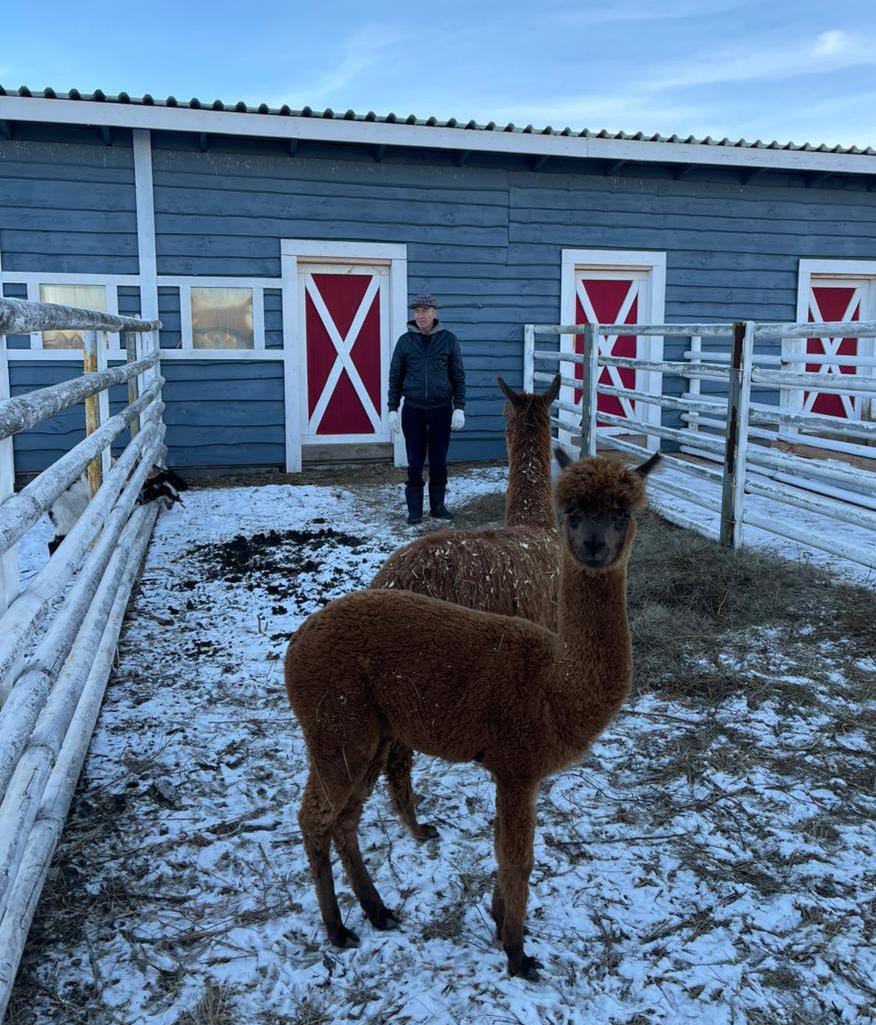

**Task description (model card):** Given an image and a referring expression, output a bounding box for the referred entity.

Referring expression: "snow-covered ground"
[7,467,875,1025]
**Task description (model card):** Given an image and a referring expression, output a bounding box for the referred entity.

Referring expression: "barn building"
[1,87,874,477]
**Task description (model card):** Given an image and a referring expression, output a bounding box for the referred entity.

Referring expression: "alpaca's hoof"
[368,905,401,931]
[329,924,360,948]
[508,954,543,981]
[413,822,439,841]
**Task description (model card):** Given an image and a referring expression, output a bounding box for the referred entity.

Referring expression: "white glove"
[388,410,400,434]
[451,409,465,431]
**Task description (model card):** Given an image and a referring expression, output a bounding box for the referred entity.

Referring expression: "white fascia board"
[280,240,407,262]
[2,96,876,176]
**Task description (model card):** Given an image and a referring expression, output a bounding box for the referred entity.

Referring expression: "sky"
[2,0,875,148]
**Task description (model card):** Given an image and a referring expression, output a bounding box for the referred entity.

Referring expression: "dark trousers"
[402,403,452,491]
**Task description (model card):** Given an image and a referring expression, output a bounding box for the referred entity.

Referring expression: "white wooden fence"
[0,297,164,1018]
[524,319,876,570]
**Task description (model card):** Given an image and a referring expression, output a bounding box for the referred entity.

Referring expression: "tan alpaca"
[284,450,660,979]
[371,374,561,839]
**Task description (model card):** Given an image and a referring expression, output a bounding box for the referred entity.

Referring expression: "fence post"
[83,331,102,498]
[97,331,111,479]
[0,337,18,615]
[719,320,755,548]
[523,324,535,392]
[125,332,141,440]
[687,334,702,433]
[580,322,599,457]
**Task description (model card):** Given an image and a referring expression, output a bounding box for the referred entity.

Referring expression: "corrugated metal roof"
[1,85,873,157]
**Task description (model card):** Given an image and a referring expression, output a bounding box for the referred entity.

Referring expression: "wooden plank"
[0,333,18,615]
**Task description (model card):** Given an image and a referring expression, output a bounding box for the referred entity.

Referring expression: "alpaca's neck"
[551,545,632,753]
[505,429,555,530]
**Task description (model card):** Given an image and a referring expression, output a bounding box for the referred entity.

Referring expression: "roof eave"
[1,94,875,177]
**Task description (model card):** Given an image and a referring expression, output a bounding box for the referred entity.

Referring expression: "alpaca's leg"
[384,741,439,840]
[490,876,506,940]
[299,773,358,948]
[493,781,542,980]
[333,749,400,931]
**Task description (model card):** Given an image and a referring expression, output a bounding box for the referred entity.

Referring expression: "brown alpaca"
[370,374,561,840]
[284,450,660,979]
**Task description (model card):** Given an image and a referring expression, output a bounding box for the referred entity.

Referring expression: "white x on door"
[299,263,390,440]
[802,278,875,420]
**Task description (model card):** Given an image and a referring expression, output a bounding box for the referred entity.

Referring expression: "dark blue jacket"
[387,321,466,411]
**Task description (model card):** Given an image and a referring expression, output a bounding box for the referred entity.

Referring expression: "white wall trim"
[132,129,158,323]
[6,349,284,362]
[4,96,876,176]
[156,275,279,287]
[280,240,407,263]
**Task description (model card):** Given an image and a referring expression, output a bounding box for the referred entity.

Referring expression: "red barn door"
[300,264,388,439]
[805,281,867,420]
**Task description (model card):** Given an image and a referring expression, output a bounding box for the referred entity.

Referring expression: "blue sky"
[2,0,875,147]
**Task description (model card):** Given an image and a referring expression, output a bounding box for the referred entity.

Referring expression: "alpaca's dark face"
[562,503,636,570]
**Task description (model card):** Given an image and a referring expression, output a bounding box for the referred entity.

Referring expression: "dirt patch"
[182,527,376,609]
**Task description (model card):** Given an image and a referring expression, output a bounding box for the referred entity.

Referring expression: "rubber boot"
[405,486,424,525]
[429,485,454,520]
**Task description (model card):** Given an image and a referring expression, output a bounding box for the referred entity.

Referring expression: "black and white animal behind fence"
[0,297,164,1018]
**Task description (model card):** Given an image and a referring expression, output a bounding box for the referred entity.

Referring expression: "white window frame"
[156,276,277,359]
[0,272,138,358]
[560,248,667,450]
[791,259,876,425]
[280,240,408,472]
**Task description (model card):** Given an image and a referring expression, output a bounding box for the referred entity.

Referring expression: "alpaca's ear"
[554,446,574,469]
[497,375,522,406]
[542,373,561,405]
[634,452,661,478]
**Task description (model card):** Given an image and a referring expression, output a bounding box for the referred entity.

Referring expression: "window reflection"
[191,287,254,349]
[39,284,108,349]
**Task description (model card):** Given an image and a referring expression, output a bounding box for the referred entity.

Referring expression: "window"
[191,287,254,350]
[39,284,108,349]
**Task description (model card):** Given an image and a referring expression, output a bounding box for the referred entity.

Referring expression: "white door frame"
[560,249,667,451]
[280,240,408,471]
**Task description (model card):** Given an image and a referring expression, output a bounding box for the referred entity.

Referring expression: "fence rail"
[525,318,876,571]
[0,298,164,1019]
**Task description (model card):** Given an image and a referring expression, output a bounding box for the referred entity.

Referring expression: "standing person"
[387,294,466,525]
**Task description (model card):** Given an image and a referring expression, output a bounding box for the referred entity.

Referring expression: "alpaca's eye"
[566,511,581,528]
[614,511,630,529]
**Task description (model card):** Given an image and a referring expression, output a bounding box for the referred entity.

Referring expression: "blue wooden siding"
[0,134,138,273]
[9,360,137,474]
[158,287,182,349]
[160,360,285,468]
[7,359,285,475]
[3,124,876,472]
[0,282,30,348]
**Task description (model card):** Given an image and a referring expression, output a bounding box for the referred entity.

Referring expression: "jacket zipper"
[423,334,429,404]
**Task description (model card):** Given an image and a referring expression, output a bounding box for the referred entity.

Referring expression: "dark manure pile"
[182,526,372,602]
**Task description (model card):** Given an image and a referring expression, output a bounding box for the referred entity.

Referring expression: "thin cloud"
[546,0,751,25]
[266,23,414,108]
[642,30,876,92]
[812,29,850,56]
